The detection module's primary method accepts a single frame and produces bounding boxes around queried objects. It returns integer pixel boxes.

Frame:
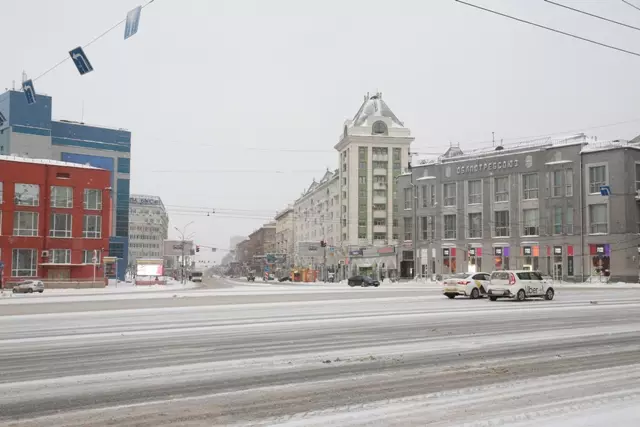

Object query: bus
[190,271,204,283]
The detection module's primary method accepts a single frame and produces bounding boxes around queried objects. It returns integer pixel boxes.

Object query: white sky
[2,0,640,263]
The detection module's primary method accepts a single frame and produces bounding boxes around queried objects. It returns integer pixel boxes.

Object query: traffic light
[320,240,326,247]
[196,245,200,252]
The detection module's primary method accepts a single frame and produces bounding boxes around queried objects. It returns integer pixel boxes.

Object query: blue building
[0,90,131,279]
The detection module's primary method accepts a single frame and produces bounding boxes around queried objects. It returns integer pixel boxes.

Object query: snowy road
[1,279,639,426]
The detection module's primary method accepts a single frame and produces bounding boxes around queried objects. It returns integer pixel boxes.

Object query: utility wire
[454,0,640,58]
[622,0,640,13]
[32,0,157,82]
[544,0,640,32]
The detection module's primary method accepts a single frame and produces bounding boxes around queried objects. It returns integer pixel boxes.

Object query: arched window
[372,121,388,135]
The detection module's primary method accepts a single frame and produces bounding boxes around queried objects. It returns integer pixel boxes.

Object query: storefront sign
[554,246,563,255]
[494,247,503,256]
[468,248,475,257]
[523,246,532,256]
[443,248,450,257]
[596,244,605,254]
[377,246,395,255]
[456,159,520,175]
[349,249,363,256]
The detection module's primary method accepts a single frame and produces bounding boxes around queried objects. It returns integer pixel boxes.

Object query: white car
[442,272,491,299]
[12,280,45,294]
[487,270,555,301]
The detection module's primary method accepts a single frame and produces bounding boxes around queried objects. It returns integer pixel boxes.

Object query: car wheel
[12,288,17,293]
[27,288,34,293]
[516,289,526,301]
[489,296,498,301]
[544,288,555,301]
[470,288,480,299]
[374,284,380,287]
[38,290,44,293]
[445,293,456,299]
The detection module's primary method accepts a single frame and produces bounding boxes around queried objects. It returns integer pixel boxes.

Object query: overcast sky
[2,0,640,262]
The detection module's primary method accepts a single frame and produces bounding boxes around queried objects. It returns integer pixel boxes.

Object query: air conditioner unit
[41,250,50,258]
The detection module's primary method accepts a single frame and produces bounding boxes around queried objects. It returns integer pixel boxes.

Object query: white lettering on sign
[456,159,519,175]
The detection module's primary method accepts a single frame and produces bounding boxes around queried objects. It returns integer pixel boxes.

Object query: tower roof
[351,92,404,128]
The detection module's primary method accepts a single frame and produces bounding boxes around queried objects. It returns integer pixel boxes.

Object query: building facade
[397,134,640,282]
[0,155,111,284]
[128,194,168,264]
[334,92,413,276]
[0,90,132,279]
[274,207,294,259]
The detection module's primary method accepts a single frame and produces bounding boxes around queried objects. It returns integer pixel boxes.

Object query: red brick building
[0,155,112,285]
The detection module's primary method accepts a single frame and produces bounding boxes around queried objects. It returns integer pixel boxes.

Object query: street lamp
[175,221,195,284]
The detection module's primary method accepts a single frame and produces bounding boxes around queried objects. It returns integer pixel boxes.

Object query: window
[522,174,539,200]
[468,180,482,204]
[553,207,562,234]
[589,165,606,194]
[421,186,428,208]
[14,183,40,206]
[0,182,3,203]
[444,183,456,207]
[404,217,412,241]
[552,171,563,197]
[589,204,608,234]
[372,121,388,135]
[50,249,71,264]
[359,176,366,184]
[430,185,436,206]
[359,190,366,197]
[49,213,72,238]
[444,214,456,239]
[358,232,367,239]
[468,212,482,238]
[393,148,400,161]
[566,207,574,234]
[494,177,509,202]
[12,249,37,277]
[404,188,412,209]
[494,210,509,237]
[83,215,102,238]
[373,233,386,241]
[51,186,73,208]
[373,219,386,226]
[565,169,573,197]
[13,211,38,236]
[84,189,102,210]
[523,209,539,236]
[359,162,366,169]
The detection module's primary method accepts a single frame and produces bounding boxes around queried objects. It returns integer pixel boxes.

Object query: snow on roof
[580,139,640,154]
[349,92,405,128]
[0,154,103,170]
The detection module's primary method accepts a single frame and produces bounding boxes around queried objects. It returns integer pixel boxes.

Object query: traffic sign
[264,266,270,272]
[22,79,36,104]
[599,185,611,196]
[69,47,94,75]
[124,6,142,40]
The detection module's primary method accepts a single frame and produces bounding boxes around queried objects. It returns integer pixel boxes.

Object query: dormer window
[372,120,388,135]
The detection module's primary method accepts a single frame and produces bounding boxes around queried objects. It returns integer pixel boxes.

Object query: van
[487,270,555,302]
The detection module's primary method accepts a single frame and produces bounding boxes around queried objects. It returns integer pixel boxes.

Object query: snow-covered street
[1,277,639,426]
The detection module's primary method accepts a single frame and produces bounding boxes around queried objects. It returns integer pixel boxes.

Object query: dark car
[278,276,291,282]
[348,275,380,287]
[247,273,255,282]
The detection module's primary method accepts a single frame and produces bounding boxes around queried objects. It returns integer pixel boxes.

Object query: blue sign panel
[69,47,94,75]
[599,185,611,196]
[124,6,142,40]
[0,261,4,269]
[22,79,37,105]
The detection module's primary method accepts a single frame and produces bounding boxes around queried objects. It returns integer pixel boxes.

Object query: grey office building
[397,134,640,282]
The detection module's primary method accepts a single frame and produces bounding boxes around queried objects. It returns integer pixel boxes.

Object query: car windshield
[450,273,469,279]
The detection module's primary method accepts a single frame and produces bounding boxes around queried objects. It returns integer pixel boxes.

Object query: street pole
[175,222,194,285]
[410,170,419,280]
[323,245,327,282]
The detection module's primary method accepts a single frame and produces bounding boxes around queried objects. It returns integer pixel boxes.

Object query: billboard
[297,242,322,257]
[137,263,163,276]
[163,240,194,257]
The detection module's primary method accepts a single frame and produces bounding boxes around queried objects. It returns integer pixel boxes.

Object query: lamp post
[175,221,194,284]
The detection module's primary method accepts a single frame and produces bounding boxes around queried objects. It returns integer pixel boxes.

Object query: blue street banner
[124,6,142,40]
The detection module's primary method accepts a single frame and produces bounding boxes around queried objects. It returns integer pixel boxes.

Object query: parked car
[442,272,491,299]
[12,280,45,294]
[278,275,291,282]
[347,275,380,287]
[247,273,255,282]
[487,270,555,301]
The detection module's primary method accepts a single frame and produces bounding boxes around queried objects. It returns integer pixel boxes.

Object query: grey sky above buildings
[2,0,639,262]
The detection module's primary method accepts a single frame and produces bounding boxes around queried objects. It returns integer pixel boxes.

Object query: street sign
[69,47,94,75]
[22,79,36,104]
[264,266,270,272]
[0,261,4,269]
[124,6,142,40]
[599,185,611,196]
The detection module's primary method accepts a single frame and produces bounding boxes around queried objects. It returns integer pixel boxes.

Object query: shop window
[468,247,482,273]
[442,248,457,274]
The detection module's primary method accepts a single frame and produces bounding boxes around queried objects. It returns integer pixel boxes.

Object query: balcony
[373,210,387,218]
[373,182,387,190]
[373,196,387,204]
[373,168,388,176]
[373,225,387,233]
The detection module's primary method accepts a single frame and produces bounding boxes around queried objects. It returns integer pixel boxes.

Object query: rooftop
[0,154,102,169]
[350,92,404,128]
